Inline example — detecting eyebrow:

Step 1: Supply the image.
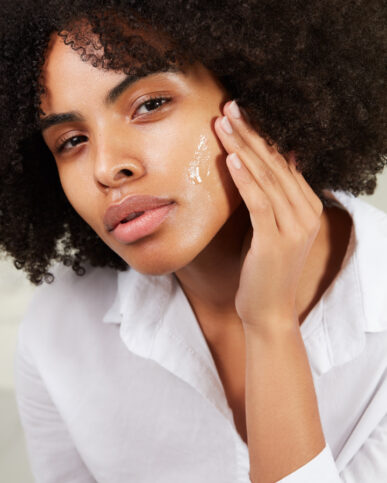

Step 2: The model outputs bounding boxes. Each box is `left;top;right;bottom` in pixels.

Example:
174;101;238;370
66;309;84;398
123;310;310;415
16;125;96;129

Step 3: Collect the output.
106;65;181;104
40;112;85;132
40;65;181;132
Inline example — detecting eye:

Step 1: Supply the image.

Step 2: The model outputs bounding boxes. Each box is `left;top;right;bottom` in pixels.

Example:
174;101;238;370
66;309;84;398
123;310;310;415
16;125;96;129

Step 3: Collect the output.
53;95;171;154
134;95;172;117
56;134;88;154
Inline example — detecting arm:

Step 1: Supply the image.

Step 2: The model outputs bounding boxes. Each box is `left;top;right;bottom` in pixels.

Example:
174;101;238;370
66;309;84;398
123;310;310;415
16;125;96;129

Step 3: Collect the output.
244;323;327;483
244;320;387;483
14;320;96;483
214;99;330;482
214;100;387;482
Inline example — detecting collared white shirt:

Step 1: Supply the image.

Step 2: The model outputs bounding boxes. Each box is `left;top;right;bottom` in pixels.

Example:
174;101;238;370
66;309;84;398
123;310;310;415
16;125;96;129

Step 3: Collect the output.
14;189;387;482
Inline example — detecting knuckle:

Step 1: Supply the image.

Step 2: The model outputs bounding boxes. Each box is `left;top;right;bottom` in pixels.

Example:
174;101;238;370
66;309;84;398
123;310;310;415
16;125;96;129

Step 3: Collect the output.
258;167;277;185
242;123;255;137
252;196;271;213
308;216;322;234
289;228;307;245
317;200;324;215
233;139;244;152
273;153;289;171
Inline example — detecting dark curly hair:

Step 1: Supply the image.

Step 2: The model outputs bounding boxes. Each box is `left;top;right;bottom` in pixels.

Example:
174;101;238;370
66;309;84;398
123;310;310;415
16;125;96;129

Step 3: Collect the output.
0;0;386;285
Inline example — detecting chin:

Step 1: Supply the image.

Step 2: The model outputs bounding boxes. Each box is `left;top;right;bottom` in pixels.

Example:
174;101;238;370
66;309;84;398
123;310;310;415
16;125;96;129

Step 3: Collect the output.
110;218;221;276
115;240;194;276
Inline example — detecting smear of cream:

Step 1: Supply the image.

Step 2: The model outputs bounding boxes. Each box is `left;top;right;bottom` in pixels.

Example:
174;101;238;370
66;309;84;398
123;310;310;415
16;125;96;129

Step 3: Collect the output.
187;134;211;184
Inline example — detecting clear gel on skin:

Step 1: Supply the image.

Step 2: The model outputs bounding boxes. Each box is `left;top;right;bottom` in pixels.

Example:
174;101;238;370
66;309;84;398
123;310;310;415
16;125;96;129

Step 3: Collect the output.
187;134;211;184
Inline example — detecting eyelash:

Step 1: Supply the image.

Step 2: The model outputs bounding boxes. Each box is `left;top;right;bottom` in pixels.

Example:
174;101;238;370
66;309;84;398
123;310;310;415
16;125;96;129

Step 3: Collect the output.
56;95;172;154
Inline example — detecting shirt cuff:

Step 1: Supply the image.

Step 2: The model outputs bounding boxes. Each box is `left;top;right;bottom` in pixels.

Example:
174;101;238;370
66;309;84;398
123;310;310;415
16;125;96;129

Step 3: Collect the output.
276;443;342;482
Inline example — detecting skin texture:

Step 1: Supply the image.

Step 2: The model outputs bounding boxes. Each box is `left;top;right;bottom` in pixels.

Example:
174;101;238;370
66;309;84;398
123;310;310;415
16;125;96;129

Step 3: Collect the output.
212;102;328;481
41;35;351;323
41;34;354;481
0;0;382;478
41;36;249;278
1;1;384;286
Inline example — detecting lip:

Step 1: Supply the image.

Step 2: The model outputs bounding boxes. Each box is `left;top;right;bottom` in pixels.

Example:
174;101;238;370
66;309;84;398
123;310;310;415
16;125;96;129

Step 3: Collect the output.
103;194;175;232
111;203;176;244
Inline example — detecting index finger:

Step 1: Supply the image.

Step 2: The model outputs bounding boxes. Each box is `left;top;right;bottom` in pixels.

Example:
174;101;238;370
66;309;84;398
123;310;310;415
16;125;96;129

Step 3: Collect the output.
224;100;323;219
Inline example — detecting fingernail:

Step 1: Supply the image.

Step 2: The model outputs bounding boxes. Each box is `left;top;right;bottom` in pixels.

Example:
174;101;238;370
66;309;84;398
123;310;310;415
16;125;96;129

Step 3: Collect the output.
229;153;241;169
221;116;233;134
229;100;241;119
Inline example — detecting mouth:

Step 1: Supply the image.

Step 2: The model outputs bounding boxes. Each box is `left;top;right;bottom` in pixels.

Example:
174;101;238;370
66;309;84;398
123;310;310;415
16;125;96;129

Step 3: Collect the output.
104;195;175;232
110;203;176;244
103;194;176;244
119;211;146;224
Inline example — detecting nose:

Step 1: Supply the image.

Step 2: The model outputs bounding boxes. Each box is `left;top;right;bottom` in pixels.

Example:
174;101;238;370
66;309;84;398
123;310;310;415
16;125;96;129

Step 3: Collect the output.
93;133;146;190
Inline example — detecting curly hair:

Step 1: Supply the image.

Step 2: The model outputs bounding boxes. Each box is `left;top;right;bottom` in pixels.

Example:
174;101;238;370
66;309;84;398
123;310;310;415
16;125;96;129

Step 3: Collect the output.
0;0;386;285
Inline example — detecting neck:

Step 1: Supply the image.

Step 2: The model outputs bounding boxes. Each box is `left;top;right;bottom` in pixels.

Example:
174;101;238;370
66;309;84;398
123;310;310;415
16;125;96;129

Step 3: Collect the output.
174;200;340;334
174;201;251;323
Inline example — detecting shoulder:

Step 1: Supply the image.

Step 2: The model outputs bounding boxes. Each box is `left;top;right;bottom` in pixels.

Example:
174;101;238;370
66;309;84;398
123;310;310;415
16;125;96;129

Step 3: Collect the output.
18;262;122;359
327;190;387;270
349;194;387;243
25;262;119;319
344;193;387;332
329;190;387;232
346;193;387;276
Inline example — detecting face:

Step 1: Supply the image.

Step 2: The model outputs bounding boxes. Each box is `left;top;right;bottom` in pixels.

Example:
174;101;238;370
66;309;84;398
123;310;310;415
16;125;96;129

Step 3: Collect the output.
40;34;243;275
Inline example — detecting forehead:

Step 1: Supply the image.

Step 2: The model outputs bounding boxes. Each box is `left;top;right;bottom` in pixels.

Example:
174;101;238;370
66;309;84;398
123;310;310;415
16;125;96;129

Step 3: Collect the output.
38;17;226;120
39;21;186;114
41;16;180;82
40;31;221;117
40;35;126;113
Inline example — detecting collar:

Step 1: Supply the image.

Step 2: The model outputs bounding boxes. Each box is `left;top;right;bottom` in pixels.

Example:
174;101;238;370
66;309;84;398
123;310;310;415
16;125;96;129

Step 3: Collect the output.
102;267;235;426
321;188;387;333
299;189;387;376
102;189;387;389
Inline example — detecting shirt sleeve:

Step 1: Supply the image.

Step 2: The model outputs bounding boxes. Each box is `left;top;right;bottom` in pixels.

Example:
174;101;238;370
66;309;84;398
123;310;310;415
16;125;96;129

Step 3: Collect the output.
14;319;96;483
276;443;341;482
276;411;387;482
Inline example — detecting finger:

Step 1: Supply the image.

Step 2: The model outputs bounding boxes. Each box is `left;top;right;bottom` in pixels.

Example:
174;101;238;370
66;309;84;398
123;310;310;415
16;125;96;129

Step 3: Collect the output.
215;115;300;234
223;100;322;222
225;152;279;237
286;152;324;216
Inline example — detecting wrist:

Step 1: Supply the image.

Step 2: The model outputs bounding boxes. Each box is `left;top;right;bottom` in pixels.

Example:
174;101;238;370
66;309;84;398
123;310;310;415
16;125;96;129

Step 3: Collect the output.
242;314;299;343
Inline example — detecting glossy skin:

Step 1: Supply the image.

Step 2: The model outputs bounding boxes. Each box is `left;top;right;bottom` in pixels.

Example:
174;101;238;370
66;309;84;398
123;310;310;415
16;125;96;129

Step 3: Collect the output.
40;33;351;331
40;33;354;480
41;35;248;279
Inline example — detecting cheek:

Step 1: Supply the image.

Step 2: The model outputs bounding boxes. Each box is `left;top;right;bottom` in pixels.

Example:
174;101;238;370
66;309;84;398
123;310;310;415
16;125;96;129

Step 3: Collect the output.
169;129;242;240
187;133;211;185
57;162;97;224
180;129;240;209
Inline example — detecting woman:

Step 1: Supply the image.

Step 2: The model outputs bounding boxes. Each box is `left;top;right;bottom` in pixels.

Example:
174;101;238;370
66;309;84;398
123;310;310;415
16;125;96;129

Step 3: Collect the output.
1;0;386;481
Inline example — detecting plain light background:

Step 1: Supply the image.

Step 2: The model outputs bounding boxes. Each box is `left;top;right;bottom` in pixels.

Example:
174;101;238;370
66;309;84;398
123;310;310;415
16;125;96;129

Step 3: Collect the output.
1;170;387;482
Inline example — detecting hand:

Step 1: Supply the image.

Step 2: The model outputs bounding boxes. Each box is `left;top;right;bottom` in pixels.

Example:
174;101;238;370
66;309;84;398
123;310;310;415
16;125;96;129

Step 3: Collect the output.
214;100;324;334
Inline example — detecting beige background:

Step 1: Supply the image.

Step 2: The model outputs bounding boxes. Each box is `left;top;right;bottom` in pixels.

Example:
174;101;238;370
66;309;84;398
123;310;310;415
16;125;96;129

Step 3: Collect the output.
1;172;387;481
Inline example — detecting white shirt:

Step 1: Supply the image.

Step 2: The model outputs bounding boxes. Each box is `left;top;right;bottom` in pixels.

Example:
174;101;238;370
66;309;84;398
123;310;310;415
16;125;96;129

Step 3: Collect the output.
14;189;387;483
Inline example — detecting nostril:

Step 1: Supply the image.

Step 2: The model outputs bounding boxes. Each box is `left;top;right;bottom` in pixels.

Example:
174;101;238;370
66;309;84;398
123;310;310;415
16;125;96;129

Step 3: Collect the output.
121;169;133;176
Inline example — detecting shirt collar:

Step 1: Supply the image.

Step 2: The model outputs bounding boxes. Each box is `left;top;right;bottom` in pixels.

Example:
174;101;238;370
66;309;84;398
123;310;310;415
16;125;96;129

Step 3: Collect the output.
300;189;387;376
321;188;387;333
103;267;235;426
102;189;387;386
